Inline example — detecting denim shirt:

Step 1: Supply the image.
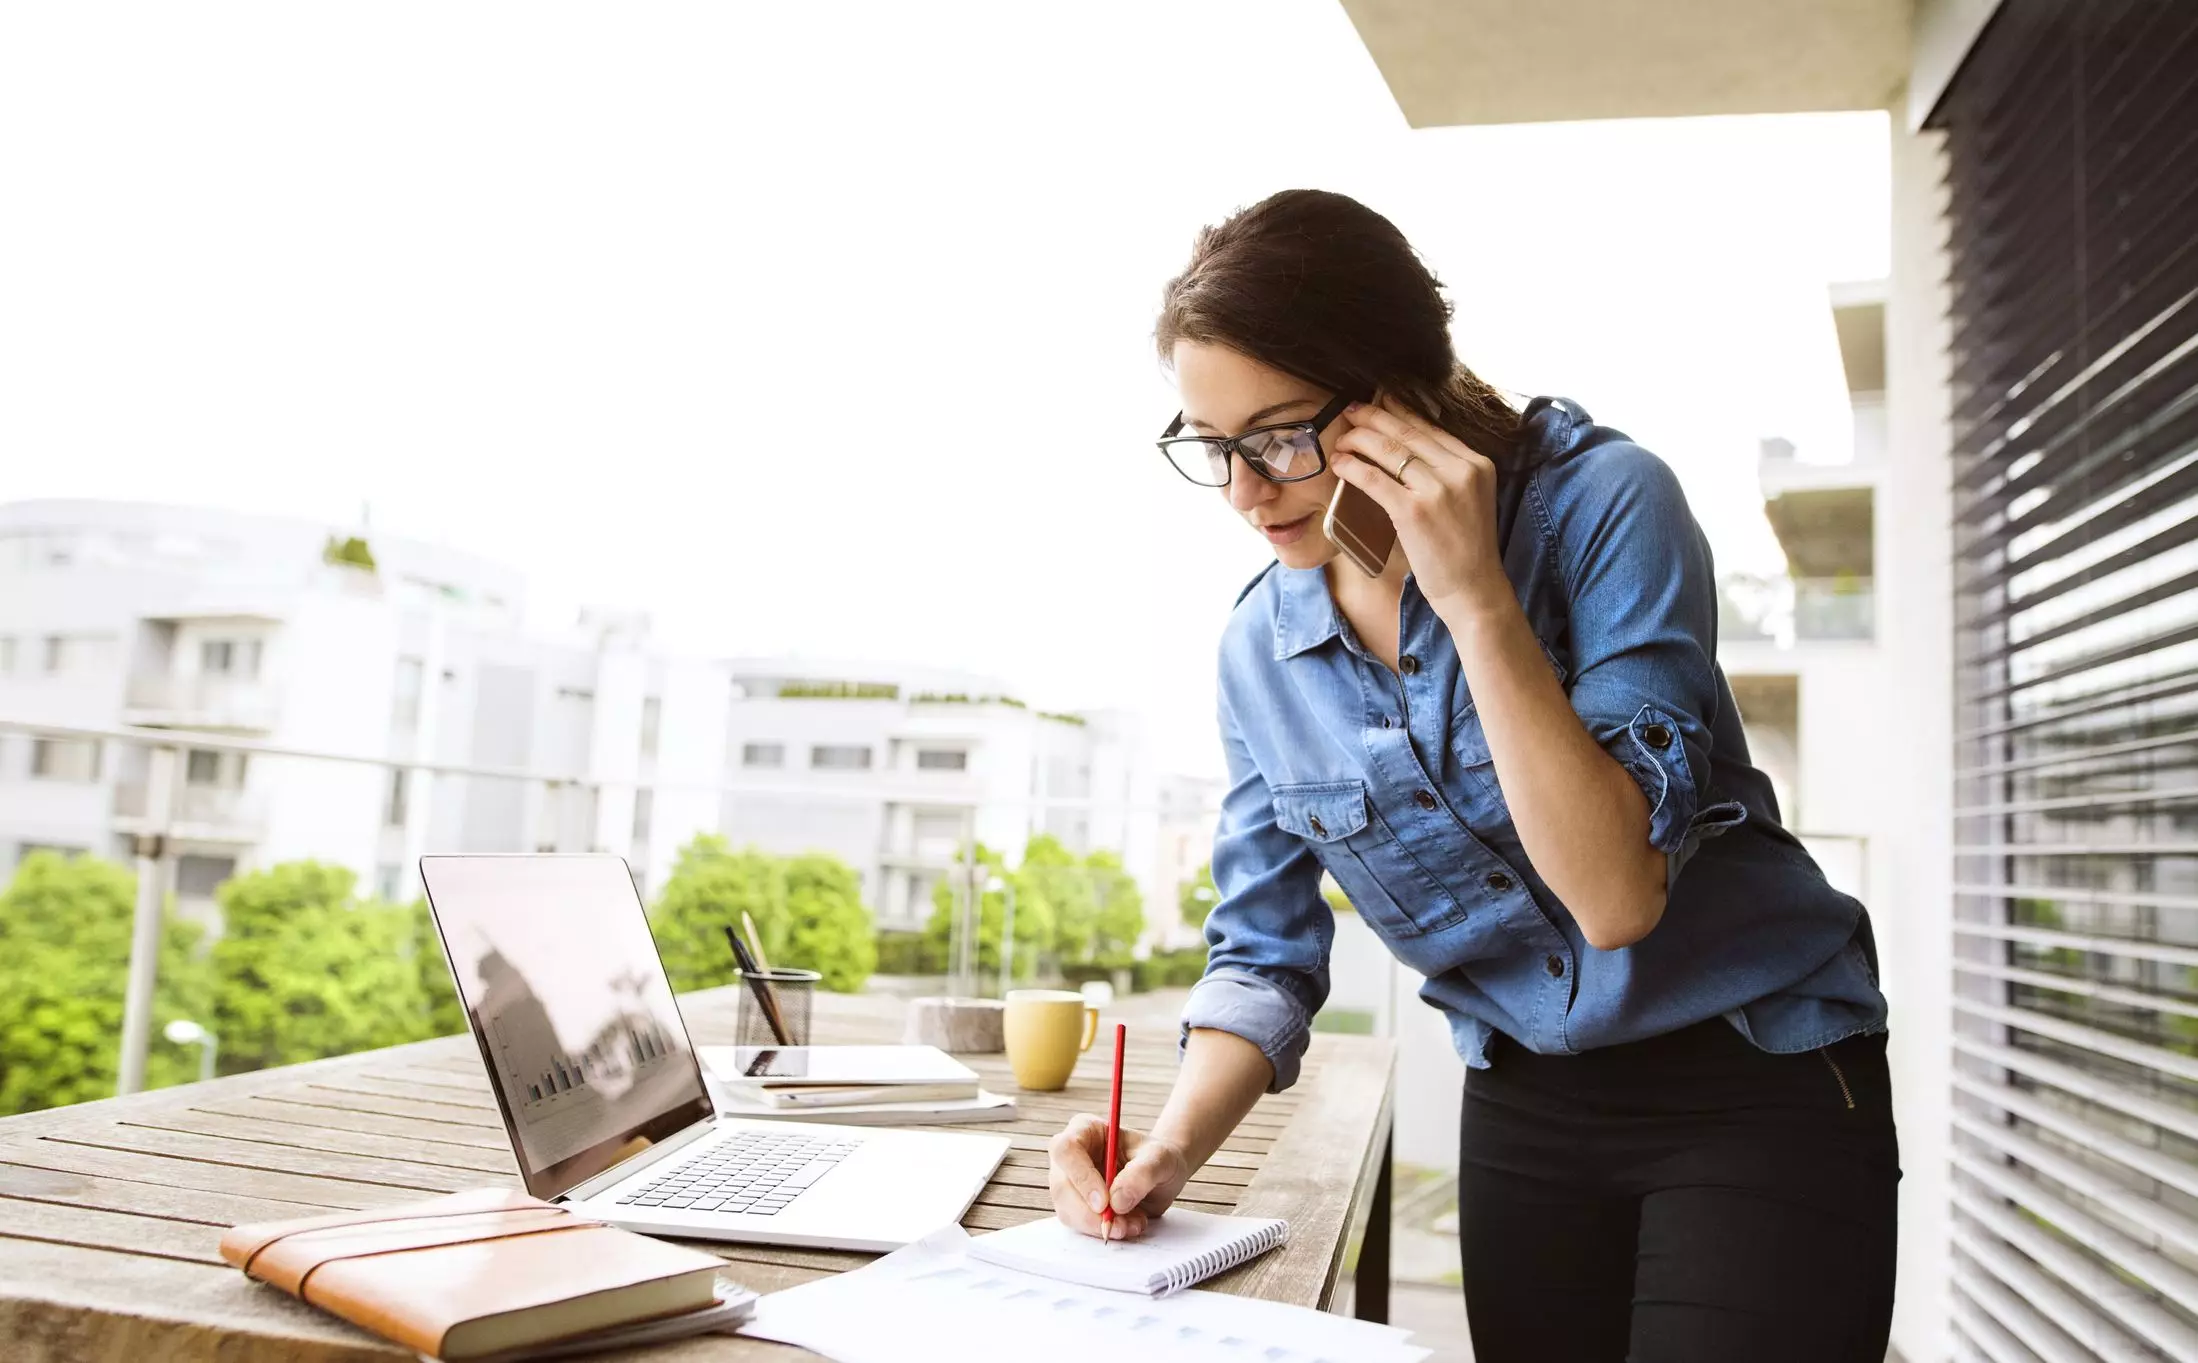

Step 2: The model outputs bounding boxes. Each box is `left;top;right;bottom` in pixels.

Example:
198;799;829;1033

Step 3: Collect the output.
1184;397;1888;1091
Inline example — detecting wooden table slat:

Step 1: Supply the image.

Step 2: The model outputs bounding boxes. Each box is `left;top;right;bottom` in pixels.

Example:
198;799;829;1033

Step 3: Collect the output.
206;1092;516;1145
130;1108;521;1176
0;1196;229;1266
0;1159;358;1230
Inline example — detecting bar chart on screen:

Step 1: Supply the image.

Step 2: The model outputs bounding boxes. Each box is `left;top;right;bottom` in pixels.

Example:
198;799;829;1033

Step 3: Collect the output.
512;1019;680;1103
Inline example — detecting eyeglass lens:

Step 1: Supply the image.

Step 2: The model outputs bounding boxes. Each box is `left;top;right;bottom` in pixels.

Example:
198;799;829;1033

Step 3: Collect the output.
1165;425;1324;485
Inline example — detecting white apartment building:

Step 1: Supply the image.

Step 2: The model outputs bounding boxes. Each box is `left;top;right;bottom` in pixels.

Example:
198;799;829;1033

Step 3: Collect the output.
1720;280;1891;905
0;500;1217;937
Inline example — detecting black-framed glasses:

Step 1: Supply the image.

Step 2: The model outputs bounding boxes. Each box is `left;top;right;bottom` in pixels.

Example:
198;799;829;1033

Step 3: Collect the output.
1157;392;1354;488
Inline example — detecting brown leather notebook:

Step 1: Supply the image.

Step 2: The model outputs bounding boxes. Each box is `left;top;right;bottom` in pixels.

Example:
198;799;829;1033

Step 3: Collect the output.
219;1188;729;1361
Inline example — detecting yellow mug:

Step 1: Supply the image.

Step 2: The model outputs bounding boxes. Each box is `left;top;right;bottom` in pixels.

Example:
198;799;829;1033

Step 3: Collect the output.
1003;989;1100;1091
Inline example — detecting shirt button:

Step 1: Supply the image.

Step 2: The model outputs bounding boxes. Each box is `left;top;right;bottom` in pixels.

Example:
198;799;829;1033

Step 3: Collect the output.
1309;816;1327;837
1399;654;1419;675
1413;789;1439;811
1545;955;1565;977
1642;723;1674;750
1485;872;1512;892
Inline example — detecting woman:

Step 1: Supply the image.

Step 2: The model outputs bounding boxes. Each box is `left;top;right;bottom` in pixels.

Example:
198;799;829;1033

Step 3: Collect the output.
1045;190;1898;1363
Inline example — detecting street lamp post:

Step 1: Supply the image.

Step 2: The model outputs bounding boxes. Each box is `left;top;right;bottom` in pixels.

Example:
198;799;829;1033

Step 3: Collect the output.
987;874;1017;997
957;858;984;998
163;1018;218;1085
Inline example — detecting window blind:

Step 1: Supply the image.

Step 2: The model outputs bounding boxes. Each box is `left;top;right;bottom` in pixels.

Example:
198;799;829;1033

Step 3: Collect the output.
1939;2;2198;1359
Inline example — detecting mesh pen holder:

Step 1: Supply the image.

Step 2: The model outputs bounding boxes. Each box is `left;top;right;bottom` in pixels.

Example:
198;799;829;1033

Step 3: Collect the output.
734;968;819;1049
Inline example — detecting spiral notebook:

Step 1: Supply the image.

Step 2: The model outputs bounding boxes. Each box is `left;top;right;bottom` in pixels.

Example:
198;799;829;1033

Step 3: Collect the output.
964;1208;1289;1298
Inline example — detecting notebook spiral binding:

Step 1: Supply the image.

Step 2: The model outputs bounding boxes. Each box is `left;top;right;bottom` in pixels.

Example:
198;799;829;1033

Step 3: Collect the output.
1158;1221;1290;1296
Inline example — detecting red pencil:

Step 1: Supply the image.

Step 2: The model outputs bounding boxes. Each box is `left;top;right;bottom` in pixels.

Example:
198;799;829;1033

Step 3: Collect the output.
1102;1022;1126;1241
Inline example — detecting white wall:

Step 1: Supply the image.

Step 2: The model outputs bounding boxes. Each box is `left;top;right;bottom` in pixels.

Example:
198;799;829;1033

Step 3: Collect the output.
642;659;733;892
586;649;647;867
1882;106;1957;1363
254;594;397;876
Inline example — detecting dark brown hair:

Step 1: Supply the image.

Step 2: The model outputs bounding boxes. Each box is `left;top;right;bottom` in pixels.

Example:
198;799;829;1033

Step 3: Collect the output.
1155;189;1520;459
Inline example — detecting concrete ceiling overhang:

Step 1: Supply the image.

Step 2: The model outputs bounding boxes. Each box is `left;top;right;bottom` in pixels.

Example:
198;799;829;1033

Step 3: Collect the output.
1337;0;1913;128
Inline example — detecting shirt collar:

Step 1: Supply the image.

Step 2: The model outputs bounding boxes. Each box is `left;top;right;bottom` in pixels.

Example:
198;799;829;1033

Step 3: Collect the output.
1519;395;1583;455
1272;563;1345;660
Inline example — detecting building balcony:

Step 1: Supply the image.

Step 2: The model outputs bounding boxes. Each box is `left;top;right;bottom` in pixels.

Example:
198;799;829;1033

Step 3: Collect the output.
1793;577;1875;641
113;782;268;842
123;673;280;733
1719;574;1875;646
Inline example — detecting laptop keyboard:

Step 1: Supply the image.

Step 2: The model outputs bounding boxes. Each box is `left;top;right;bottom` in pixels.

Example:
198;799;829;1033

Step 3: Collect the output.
616;1130;862;1217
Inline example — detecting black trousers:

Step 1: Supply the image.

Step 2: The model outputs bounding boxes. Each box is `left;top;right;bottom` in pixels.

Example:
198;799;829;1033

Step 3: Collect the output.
1458;1020;1900;1363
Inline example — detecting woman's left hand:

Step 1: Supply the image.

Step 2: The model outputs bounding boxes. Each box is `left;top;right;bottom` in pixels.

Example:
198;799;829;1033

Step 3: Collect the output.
1330;398;1508;615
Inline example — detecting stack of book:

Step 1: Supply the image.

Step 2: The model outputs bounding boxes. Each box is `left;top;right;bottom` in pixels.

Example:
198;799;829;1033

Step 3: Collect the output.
700;1044;1018;1126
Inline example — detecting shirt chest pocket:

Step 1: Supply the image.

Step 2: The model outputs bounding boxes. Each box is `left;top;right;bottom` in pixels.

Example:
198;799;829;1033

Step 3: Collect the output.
1270;779;1470;939
1446;711;1511;822
1446;635;1566;816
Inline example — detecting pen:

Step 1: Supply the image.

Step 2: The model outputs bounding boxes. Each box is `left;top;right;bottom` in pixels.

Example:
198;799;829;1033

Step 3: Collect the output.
1102;1021;1125;1245
741;912;773;973
739;912;786;1038
723;925;793;1046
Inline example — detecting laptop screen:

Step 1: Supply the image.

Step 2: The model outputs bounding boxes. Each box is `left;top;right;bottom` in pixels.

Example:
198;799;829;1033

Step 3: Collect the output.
418;855;714;1200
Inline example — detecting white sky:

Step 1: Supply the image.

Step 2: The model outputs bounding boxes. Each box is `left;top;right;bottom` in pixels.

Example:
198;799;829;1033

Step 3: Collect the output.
0;2;1889;779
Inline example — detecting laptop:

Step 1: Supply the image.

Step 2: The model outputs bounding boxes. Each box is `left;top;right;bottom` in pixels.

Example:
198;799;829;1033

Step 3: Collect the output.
418;853;1009;1252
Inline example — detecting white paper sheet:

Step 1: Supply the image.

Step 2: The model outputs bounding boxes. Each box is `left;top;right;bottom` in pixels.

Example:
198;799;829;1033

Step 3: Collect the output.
740;1225;1430;1363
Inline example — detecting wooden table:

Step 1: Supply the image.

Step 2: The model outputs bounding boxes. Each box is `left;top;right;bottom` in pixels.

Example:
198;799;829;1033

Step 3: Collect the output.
0;989;1395;1361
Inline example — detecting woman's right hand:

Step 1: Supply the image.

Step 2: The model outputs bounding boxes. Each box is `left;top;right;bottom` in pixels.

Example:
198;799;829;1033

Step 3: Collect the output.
1046;1114;1191;1241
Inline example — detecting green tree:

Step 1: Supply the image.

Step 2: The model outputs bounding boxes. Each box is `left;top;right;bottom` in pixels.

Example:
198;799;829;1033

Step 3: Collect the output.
647;835;879;994
648;834;783;994
409;899;467;1037
1179;862;1218;930
924;844;1054;978
780;853;877;992
210;862;439;1073
1084;850;1145;968
0;851;209;1115
320;534;378;572
1022;834;1097;963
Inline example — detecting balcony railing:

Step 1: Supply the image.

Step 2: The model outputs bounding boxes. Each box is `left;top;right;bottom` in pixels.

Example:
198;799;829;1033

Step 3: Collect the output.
123;673;280;732
114;781;268;839
1793;577;1874;640
1718;574;1874;645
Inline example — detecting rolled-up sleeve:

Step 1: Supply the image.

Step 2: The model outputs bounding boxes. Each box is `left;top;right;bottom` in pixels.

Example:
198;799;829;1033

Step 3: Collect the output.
1179;685;1332;1092
1545;443;1723;884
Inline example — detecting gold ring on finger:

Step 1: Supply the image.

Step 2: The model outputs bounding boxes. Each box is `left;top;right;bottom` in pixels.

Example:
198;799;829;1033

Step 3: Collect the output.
1394;452;1422;484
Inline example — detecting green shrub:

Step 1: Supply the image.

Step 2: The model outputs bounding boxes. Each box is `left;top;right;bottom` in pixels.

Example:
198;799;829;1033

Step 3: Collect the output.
1179;863;1218;929
647;835;877;993
409;899;467;1037
649;835;784;993
1311;1008;1376;1035
1083;850;1144;968
909;692;1026;709
780;853;877;992
1132;946;1209;993
924;838;1149;978
210;862;440;1073
874;931;946;976
0;851;209;1115
320;534;377;572
777;680;899;699
924;844;1052;977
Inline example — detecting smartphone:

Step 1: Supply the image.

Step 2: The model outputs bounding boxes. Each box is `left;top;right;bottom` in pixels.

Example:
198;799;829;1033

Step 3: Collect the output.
1323;478;1397;576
